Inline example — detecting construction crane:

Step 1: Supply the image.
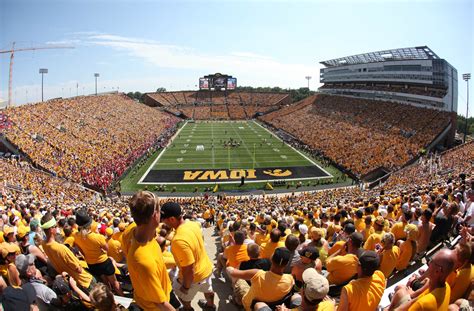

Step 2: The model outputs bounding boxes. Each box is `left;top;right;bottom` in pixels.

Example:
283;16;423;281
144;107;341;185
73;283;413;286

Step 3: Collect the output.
0;42;74;107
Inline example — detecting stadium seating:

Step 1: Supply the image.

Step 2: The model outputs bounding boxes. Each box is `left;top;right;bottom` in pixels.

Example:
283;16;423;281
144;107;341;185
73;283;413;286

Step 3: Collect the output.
145;91;291;120
260;94;452;177
3;94;180;190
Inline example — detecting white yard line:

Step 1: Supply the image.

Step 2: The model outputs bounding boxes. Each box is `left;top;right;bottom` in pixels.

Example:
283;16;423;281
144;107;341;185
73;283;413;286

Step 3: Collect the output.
252;120;333;178
138;121;189;184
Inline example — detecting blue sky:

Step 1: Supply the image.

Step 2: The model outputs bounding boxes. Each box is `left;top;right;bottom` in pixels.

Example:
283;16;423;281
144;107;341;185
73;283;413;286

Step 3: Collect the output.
0;0;472;116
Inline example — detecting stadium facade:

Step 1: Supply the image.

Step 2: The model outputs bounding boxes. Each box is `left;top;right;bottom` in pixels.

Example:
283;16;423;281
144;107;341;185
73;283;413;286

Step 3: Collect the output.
319;46;458;112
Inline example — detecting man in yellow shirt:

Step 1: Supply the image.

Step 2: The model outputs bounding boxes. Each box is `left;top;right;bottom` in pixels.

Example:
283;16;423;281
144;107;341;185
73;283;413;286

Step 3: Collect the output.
391;210;412;241
226;247;294;311
326;232;363;285
260;229;285;259
364;216;385;251
127;191;177;310
389;248;455;310
378;232;399;278
338;250;386;311
223;231;250;268
446;243;472;303
256;268;334;311
40;212;95;292
161;202;216;311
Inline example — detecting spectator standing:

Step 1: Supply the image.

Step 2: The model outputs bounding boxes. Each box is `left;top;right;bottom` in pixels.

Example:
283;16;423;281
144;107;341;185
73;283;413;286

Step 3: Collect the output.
161;202;216;311
126;191;177;310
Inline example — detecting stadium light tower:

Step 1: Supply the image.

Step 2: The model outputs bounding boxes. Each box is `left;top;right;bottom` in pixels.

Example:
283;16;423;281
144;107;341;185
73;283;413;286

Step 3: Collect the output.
94;73;100;95
305;76;312;90
39;68;48;102
463;73;471;143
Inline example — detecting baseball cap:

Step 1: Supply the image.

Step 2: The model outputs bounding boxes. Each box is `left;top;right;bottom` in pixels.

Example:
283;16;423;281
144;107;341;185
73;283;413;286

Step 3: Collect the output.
105;227;113;237
160;202;182;219
375;216;385;226
16;226;30;239
3;225;14;235
359;251;380;276
272;247;291;266
299;246;319;260
15;254;35;276
302;268;329;302
298;224;308;235
405;224;419;240
75;209;92;227
1;243;19;258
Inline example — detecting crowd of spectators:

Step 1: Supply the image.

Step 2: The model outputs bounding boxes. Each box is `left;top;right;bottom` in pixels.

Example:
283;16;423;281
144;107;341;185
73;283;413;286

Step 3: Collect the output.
3;94;180;191
0;124;472;309
146;91;290;120
260;94;452;177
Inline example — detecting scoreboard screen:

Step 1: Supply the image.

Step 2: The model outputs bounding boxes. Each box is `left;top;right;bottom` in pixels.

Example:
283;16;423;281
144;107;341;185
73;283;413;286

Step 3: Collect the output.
199;73;237;90
227;78;237;90
199;78;209;89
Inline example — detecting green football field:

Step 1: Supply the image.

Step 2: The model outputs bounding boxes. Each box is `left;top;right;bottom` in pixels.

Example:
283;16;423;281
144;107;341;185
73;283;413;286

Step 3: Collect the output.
137;120;333;185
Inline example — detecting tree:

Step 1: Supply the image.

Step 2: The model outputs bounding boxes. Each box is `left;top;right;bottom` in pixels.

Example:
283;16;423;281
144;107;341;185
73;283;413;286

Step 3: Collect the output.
156;87;167;93
457;115;474;136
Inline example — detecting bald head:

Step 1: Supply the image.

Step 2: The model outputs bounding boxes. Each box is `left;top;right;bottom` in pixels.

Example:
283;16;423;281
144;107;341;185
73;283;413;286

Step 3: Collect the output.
430;248;456;280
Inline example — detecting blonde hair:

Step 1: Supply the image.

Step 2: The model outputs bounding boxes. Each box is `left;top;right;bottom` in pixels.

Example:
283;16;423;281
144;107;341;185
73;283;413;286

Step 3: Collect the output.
89;283;115;311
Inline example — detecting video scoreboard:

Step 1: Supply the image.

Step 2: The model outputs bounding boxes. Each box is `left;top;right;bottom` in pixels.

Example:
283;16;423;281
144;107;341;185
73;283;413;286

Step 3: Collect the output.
199;73;237;91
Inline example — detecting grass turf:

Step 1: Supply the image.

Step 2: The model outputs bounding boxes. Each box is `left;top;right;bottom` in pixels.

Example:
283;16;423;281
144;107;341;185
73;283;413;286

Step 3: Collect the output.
153;120;313;170
120;120;352;193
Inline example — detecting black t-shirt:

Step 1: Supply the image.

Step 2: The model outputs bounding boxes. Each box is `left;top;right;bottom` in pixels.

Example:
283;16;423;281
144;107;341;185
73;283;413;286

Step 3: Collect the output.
240;258;271;271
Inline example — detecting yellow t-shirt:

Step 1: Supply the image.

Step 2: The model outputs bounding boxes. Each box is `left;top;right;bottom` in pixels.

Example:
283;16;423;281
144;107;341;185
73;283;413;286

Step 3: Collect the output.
328;241;346;256
120;222;137;256
171;221;213;283
42;240;93;288
255;232;269;246
364;231;384;251
326;254;358;285
396;241;414;271
391;222;407;241
446;265;473;303
162;250;176;269
362;227;375;242
107;238;124;263
73;231;108;265
379;246;400;278
355;219;366;232
408;283;451;311
343;270;386;311
64;236;75;248
224;244;250;268
260;241;285;259
127;230;171;309
242;270;294;311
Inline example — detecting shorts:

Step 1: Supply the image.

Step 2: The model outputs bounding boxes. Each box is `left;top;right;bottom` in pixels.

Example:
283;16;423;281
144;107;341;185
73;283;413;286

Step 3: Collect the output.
233;279;250;306
173;273;213;302
87;258;115;277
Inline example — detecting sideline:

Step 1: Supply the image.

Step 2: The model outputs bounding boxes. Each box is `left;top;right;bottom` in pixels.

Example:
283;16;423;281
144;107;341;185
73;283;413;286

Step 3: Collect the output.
138;121;188;184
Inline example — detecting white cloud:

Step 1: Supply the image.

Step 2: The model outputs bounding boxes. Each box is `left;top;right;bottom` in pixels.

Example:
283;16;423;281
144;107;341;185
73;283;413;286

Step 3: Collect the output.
82;33;317;88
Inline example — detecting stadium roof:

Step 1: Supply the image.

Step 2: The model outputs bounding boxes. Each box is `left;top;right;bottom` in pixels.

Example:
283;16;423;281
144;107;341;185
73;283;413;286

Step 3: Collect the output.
320;46;440;67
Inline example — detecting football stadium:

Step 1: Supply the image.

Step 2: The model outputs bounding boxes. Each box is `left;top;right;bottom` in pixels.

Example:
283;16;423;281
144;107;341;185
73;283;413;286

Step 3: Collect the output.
1;2;473;309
